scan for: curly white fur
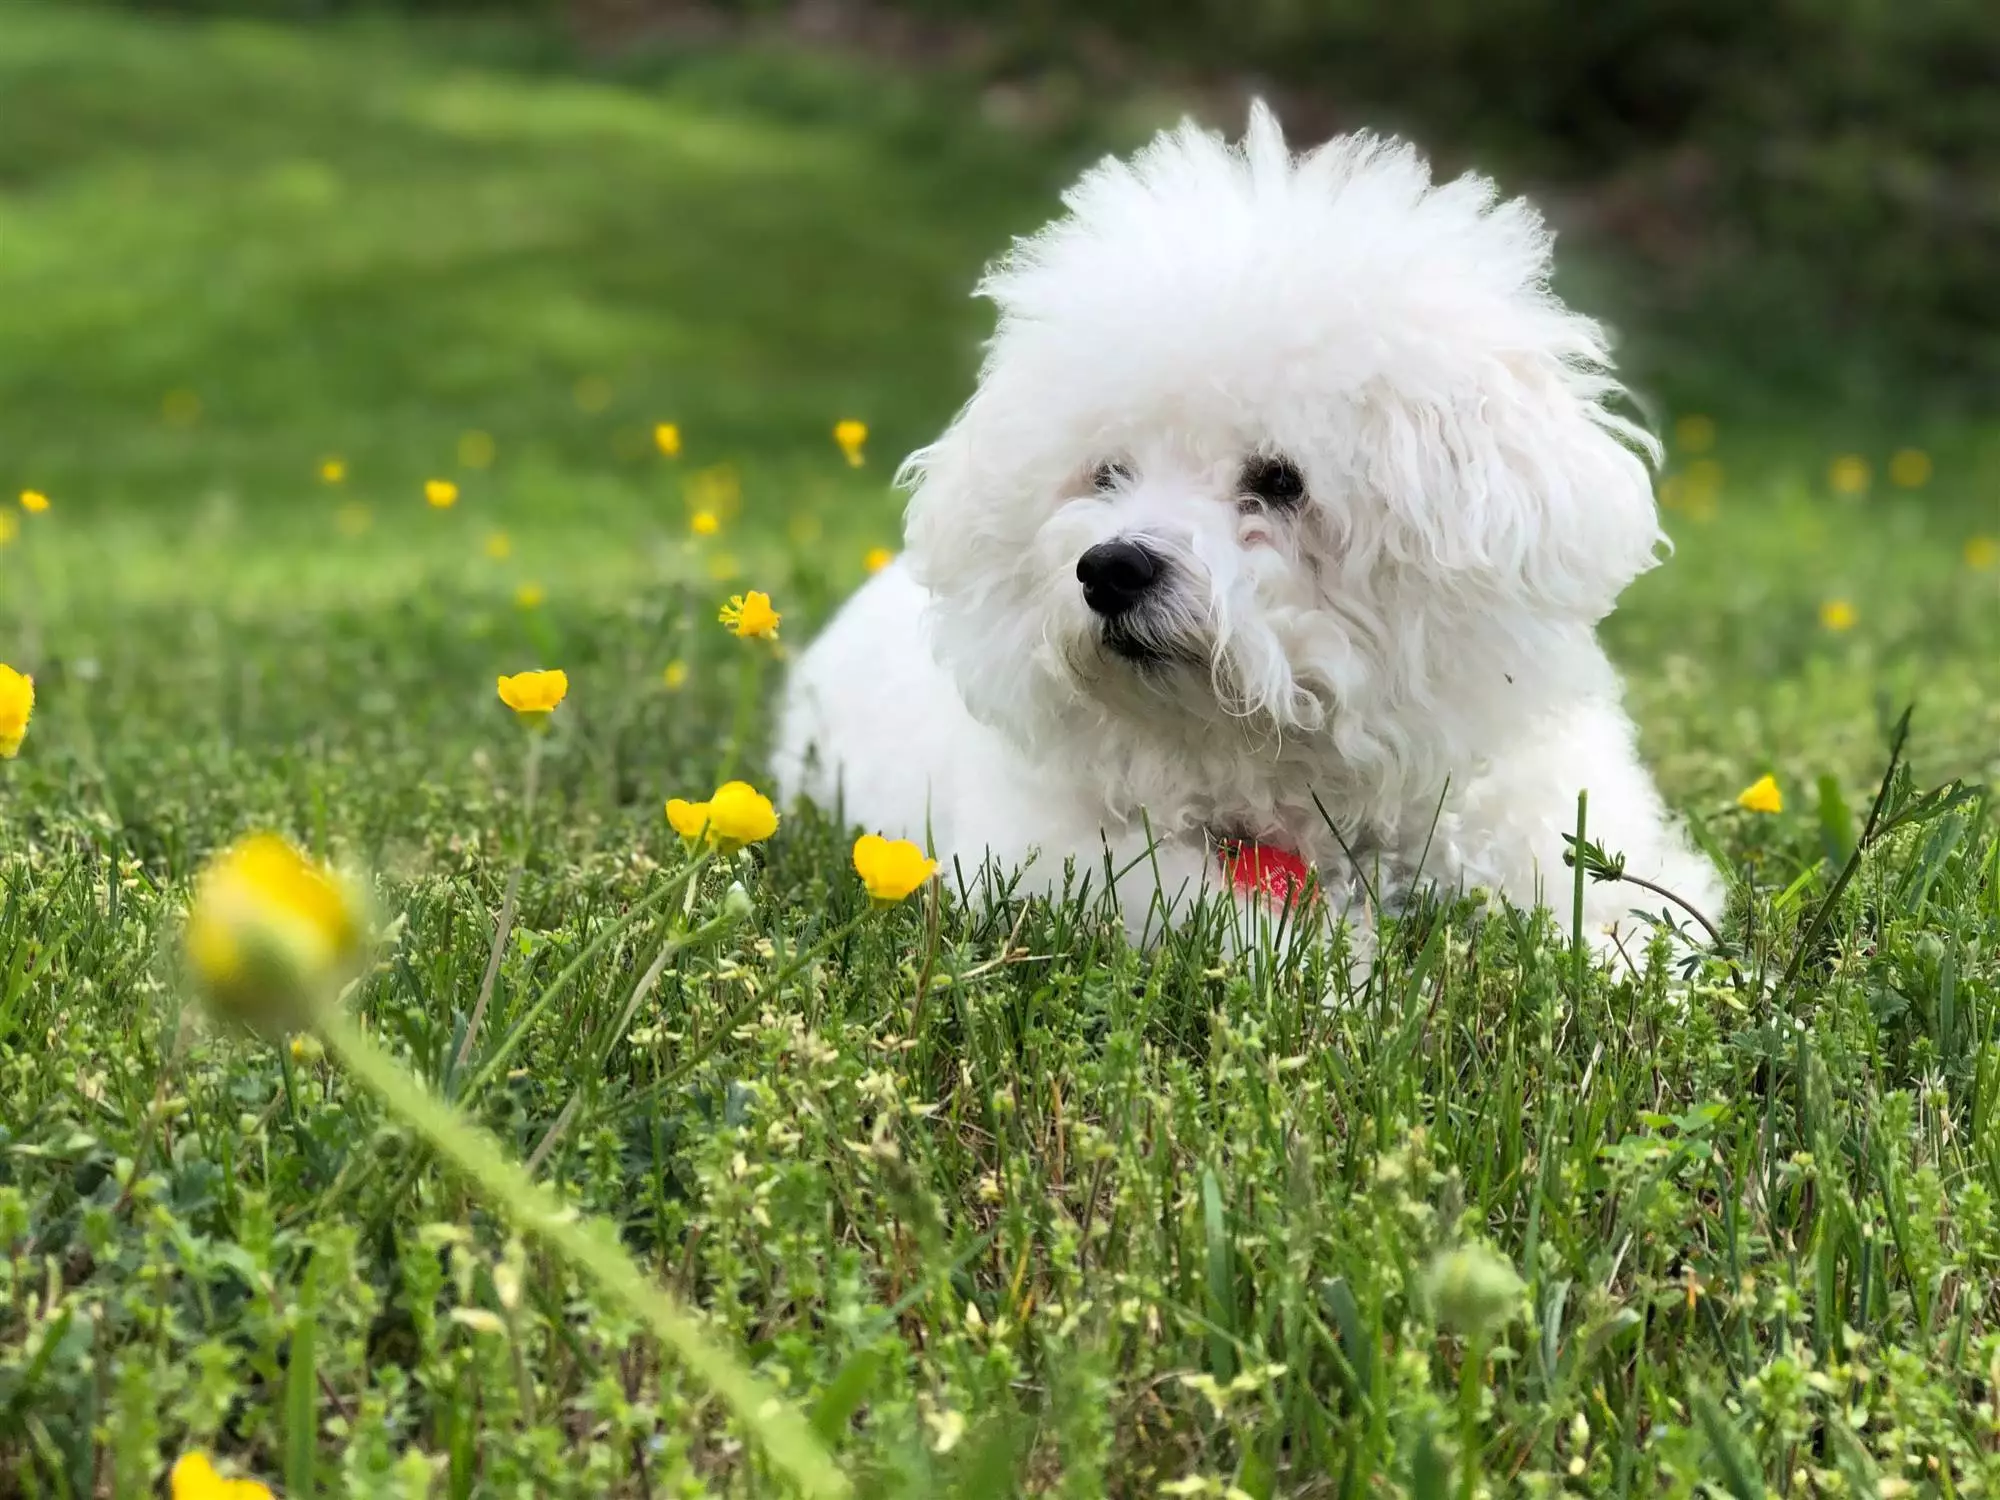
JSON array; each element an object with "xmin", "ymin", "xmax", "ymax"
[{"xmin": 775, "ymin": 105, "xmax": 1722, "ymax": 956}]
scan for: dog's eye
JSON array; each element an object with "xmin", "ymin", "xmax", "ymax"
[
  {"xmin": 1241, "ymin": 456, "xmax": 1306, "ymax": 508},
  {"xmin": 1091, "ymin": 460, "xmax": 1133, "ymax": 494}
]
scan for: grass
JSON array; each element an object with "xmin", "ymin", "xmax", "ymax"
[{"xmin": 3, "ymin": 5, "xmax": 2000, "ymax": 1496}]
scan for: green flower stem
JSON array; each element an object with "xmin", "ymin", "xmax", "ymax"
[
  {"xmin": 314, "ymin": 1005, "xmax": 851, "ymax": 1500},
  {"xmin": 456, "ymin": 730, "xmax": 544, "ymax": 1074},
  {"xmin": 715, "ymin": 646, "xmax": 764, "ymax": 783}
]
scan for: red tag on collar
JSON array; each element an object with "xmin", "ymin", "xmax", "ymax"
[{"xmin": 1218, "ymin": 840, "xmax": 1313, "ymax": 904}]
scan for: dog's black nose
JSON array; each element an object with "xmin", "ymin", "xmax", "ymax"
[{"xmin": 1076, "ymin": 540, "xmax": 1160, "ymax": 617}]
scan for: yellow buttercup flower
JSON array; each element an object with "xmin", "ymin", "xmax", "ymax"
[
  {"xmin": 496, "ymin": 669, "xmax": 568, "ymax": 724},
  {"xmin": 0, "ymin": 511, "xmax": 18, "ymax": 547},
  {"xmin": 662, "ymin": 659, "xmax": 689, "ymax": 691},
  {"xmin": 1736, "ymin": 775, "xmax": 1783, "ymax": 815},
  {"xmin": 1827, "ymin": 455, "xmax": 1870, "ymax": 496},
  {"xmin": 0, "ymin": 664, "xmax": 34, "ymax": 758},
  {"xmin": 852, "ymin": 834, "xmax": 936, "ymax": 904},
  {"xmin": 690, "ymin": 509, "xmax": 720, "ymax": 538},
  {"xmin": 184, "ymin": 834, "xmax": 364, "ymax": 1033},
  {"xmin": 1887, "ymin": 448, "xmax": 1931, "ymax": 489},
  {"xmin": 19, "ymin": 490, "xmax": 49, "ymax": 514},
  {"xmin": 425, "ymin": 479, "xmax": 459, "ymax": 509},
  {"xmin": 515, "ymin": 582, "xmax": 546, "ymax": 610},
  {"xmin": 864, "ymin": 546, "xmax": 894, "ymax": 574},
  {"xmin": 834, "ymin": 419, "xmax": 867, "ymax": 467},
  {"xmin": 654, "ymin": 422, "xmax": 682, "ymax": 458},
  {"xmin": 719, "ymin": 590, "xmax": 780, "ymax": 640},
  {"xmin": 171, "ymin": 1451, "xmax": 274, "ymax": 1500},
  {"xmin": 319, "ymin": 457, "xmax": 347, "ymax": 485},
  {"xmin": 666, "ymin": 781, "xmax": 778, "ymax": 853},
  {"xmin": 459, "ymin": 429, "xmax": 496, "ymax": 469},
  {"xmin": 1967, "ymin": 536, "xmax": 1999, "ymax": 570},
  {"xmin": 1819, "ymin": 599, "xmax": 1857, "ymax": 632},
  {"xmin": 1673, "ymin": 414, "xmax": 1716, "ymax": 454},
  {"xmin": 484, "ymin": 530, "xmax": 513, "ymax": 560}
]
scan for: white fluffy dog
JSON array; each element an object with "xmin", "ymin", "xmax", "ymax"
[{"xmin": 775, "ymin": 105, "xmax": 1722, "ymax": 958}]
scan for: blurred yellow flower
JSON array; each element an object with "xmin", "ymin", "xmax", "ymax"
[
  {"xmin": 0, "ymin": 664, "xmax": 34, "ymax": 758},
  {"xmin": 1888, "ymin": 448, "xmax": 1931, "ymax": 489},
  {"xmin": 865, "ymin": 546, "xmax": 895, "ymax": 574},
  {"xmin": 1966, "ymin": 535, "xmax": 1999, "ymax": 570},
  {"xmin": 662, "ymin": 659, "xmax": 688, "ymax": 691},
  {"xmin": 654, "ymin": 422, "xmax": 682, "ymax": 458},
  {"xmin": 335, "ymin": 502, "xmax": 372, "ymax": 538},
  {"xmin": 515, "ymin": 582, "xmax": 546, "ymax": 610},
  {"xmin": 484, "ymin": 530, "xmax": 512, "ymax": 560},
  {"xmin": 171, "ymin": 1451, "xmax": 274, "ymax": 1500},
  {"xmin": 1736, "ymin": 774, "xmax": 1783, "ymax": 815},
  {"xmin": 162, "ymin": 388, "xmax": 203, "ymax": 426},
  {"xmin": 719, "ymin": 590, "xmax": 780, "ymax": 640},
  {"xmin": 852, "ymin": 834, "xmax": 936, "ymax": 904},
  {"xmin": 691, "ymin": 509, "xmax": 720, "ymax": 538},
  {"xmin": 425, "ymin": 479, "xmax": 459, "ymax": 509},
  {"xmin": 319, "ymin": 457, "xmax": 347, "ymax": 485},
  {"xmin": 685, "ymin": 463, "xmax": 741, "ymax": 519},
  {"xmin": 1827, "ymin": 455, "xmax": 1870, "ymax": 496},
  {"xmin": 19, "ymin": 490, "xmax": 49, "ymax": 514},
  {"xmin": 1819, "ymin": 599, "xmax": 1857, "ymax": 632},
  {"xmin": 667, "ymin": 780, "xmax": 779, "ymax": 852},
  {"xmin": 459, "ymin": 430, "xmax": 496, "ymax": 470},
  {"xmin": 1673, "ymin": 414, "xmax": 1716, "ymax": 454},
  {"xmin": 0, "ymin": 511, "xmax": 18, "ymax": 547},
  {"xmin": 834, "ymin": 419, "xmax": 868, "ymax": 467},
  {"xmin": 496, "ymin": 669, "xmax": 568, "ymax": 723},
  {"xmin": 575, "ymin": 375, "xmax": 612, "ymax": 413},
  {"xmin": 184, "ymin": 834, "xmax": 363, "ymax": 1033}
]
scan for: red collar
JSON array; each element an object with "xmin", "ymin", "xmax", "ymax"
[{"xmin": 1216, "ymin": 839, "xmax": 1313, "ymax": 903}]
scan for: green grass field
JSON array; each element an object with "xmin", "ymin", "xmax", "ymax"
[{"xmin": 3, "ymin": 7, "xmax": 2000, "ymax": 1497}]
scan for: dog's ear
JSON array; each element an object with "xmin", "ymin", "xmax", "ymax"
[{"xmin": 1352, "ymin": 357, "xmax": 1664, "ymax": 620}]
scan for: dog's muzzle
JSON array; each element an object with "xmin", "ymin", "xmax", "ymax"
[{"xmin": 1076, "ymin": 539, "xmax": 1162, "ymax": 618}]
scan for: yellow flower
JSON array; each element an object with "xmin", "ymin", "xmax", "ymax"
[
  {"xmin": 666, "ymin": 781, "xmax": 778, "ymax": 852},
  {"xmin": 425, "ymin": 479, "xmax": 459, "ymax": 509},
  {"xmin": 484, "ymin": 530, "xmax": 513, "ymax": 560},
  {"xmin": 1827, "ymin": 455, "xmax": 1870, "ymax": 496},
  {"xmin": 184, "ymin": 834, "xmax": 363, "ymax": 1033},
  {"xmin": 1887, "ymin": 448, "xmax": 1931, "ymax": 489},
  {"xmin": 19, "ymin": 490, "xmax": 49, "ymax": 514},
  {"xmin": 1819, "ymin": 599, "xmax": 1857, "ymax": 632},
  {"xmin": 496, "ymin": 669, "xmax": 568, "ymax": 724},
  {"xmin": 1736, "ymin": 774, "xmax": 1783, "ymax": 815},
  {"xmin": 1673, "ymin": 414, "xmax": 1716, "ymax": 454},
  {"xmin": 865, "ymin": 546, "xmax": 895, "ymax": 574},
  {"xmin": 0, "ymin": 664, "xmax": 34, "ymax": 758},
  {"xmin": 834, "ymin": 419, "xmax": 868, "ymax": 467},
  {"xmin": 690, "ymin": 509, "xmax": 721, "ymax": 538},
  {"xmin": 852, "ymin": 834, "xmax": 937, "ymax": 904},
  {"xmin": 515, "ymin": 582, "xmax": 546, "ymax": 609},
  {"xmin": 335, "ymin": 502, "xmax": 372, "ymax": 538},
  {"xmin": 1967, "ymin": 536, "xmax": 1999, "ymax": 570},
  {"xmin": 0, "ymin": 511, "xmax": 18, "ymax": 547},
  {"xmin": 719, "ymin": 590, "xmax": 781, "ymax": 640},
  {"xmin": 319, "ymin": 457, "xmax": 347, "ymax": 485},
  {"xmin": 171, "ymin": 1451, "xmax": 274, "ymax": 1500},
  {"xmin": 459, "ymin": 429, "xmax": 496, "ymax": 469},
  {"xmin": 662, "ymin": 659, "xmax": 688, "ymax": 691},
  {"xmin": 654, "ymin": 422, "xmax": 682, "ymax": 458}
]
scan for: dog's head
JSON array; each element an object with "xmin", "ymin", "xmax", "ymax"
[{"xmin": 903, "ymin": 106, "xmax": 1663, "ymax": 795}]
